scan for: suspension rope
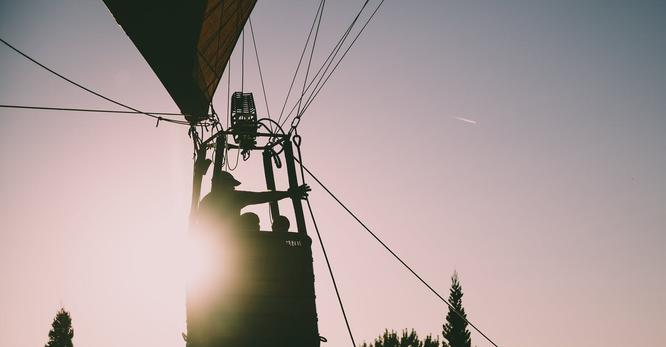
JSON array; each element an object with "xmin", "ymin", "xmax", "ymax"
[
  {"xmin": 306, "ymin": 200, "xmax": 357, "ymax": 347},
  {"xmin": 227, "ymin": 52, "xmax": 231, "ymax": 128},
  {"xmin": 297, "ymin": 0, "xmax": 326, "ymax": 117},
  {"xmin": 0, "ymin": 104, "xmax": 190, "ymax": 127},
  {"xmin": 293, "ymin": 136, "xmax": 357, "ymax": 347},
  {"xmin": 223, "ymin": 43, "xmax": 232, "ymax": 169},
  {"xmin": 0, "ymin": 104, "xmax": 184, "ymax": 117},
  {"xmin": 297, "ymin": 0, "xmax": 371, "ymax": 114},
  {"xmin": 300, "ymin": 0, "xmax": 386, "ymax": 117},
  {"xmin": 240, "ymin": 1, "xmax": 245, "ymax": 93},
  {"xmin": 241, "ymin": 28, "xmax": 245, "ymax": 92},
  {"xmin": 276, "ymin": 0, "xmax": 326, "ymax": 126},
  {"xmin": 0, "ymin": 36, "xmax": 189, "ymax": 125},
  {"xmin": 248, "ymin": 17, "xmax": 273, "ymax": 132},
  {"xmin": 296, "ymin": 161, "xmax": 502, "ymax": 347},
  {"xmin": 279, "ymin": 0, "xmax": 373, "ymax": 129},
  {"xmin": 208, "ymin": 103, "xmax": 222, "ymax": 131},
  {"xmin": 280, "ymin": 1, "xmax": 380, "ymax": 136}
]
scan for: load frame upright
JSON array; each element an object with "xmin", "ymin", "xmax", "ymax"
[{"xmin": 269, "ymin": 137, "xmax": 307, "ymax": 234}]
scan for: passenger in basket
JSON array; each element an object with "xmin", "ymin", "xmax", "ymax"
[
  {"xmin": 198, "ymin": 171, "xmax": 309, "ymax": 231},
  {"xmin": 271, "ymin": 215, "xmax": 290, "ymax": 233},
  {"xmin": 239, "ymin": 212, "xmax": 261, "ymax": 232}
]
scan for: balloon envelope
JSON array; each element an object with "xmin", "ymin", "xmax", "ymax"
[{"xmin": 103, "ymin": 0, "xmax": 257, "ymax": 122}]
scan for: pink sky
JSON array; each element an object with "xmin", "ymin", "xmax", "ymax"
[{"xmin": 1, "ymin": 1, "xmax": 665, "ymax": 347}]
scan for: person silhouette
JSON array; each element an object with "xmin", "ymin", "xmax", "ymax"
[
  {"xmin": 239, "ymin": 212, "xmax": 261, "ymax": 232},
  {"xmin": 198, "ymin": 171, "xmax": 310, "ymax": 230},
  {"xmin": 271, "ymin": 215, "xmax": 290, "ymax": 233}
]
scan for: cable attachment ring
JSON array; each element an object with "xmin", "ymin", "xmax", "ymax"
[
  {"xmin": 288, "ymin": 113, "xmax": 302, "ymax": 135},
  {"xmin": 291, "ymin": 116, "xmax": 301, "ymax": 129},
  {"xmin": 293, "ymin": 134, "xmax": 302, "ymax": 148}
]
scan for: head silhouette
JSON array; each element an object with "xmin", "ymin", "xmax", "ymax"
[
  {"xmin": 271, "ymin": 215, "xmax": 290, "ymax": 232},
  {"xmin": 239, "ymin": 212, "xmax": 260, "ymax": 232},
  {"xmin": 212, "ymin": 171, "xmax": 241, "ymax": 191}
]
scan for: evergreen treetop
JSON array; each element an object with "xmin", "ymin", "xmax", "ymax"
[
  {"xmin": 45, "ymin": 308, "xmax": 74, "ymax": 347},
  {"xmin": 359, "ymin": 329, "xmax": 440, "ymax": 347},
  {"xmin": 442, "ymin": 271, "xmax": 471, "ymax": 347}
]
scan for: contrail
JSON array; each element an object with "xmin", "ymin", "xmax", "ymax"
[{"xmin": 454, "ymin": 116, "xmax": 478, "ymax": 124}]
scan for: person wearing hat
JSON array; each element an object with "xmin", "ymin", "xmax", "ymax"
[{"xmin": 198, "ymin": 171, "xmax": 310, "ymax": 229}]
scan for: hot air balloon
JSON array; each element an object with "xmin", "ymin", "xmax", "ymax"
[{"xmin": 103, "ymin": 1, "xmax": 319, "ymax": 347}]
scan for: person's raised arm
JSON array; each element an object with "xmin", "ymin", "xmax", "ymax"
[{"xmin": 236, "ymin": 184, "xmax": 311, "ymax": 207}]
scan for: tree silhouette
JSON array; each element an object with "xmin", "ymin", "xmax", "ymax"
[
  {"xmin": 422, "ymin": 334, "xmax": 440, "ymax": 347},
  {"xmin": 359, "ymin": 329, "xmax": 439, "ymax": 347},
  {"xmin": 442, "ymin": 271, "xmax": 471, "ymax": 347},
  {"xmin": 45, "ymin": 308, "xmax": 74, "ymax": 347}
]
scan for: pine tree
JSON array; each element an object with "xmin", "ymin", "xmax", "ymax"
[
  {"xmin": 45, "ymin": 308, "xmax": 74, "ymax": 347},
  {"xmin": 359, "ymin": 329, "xmax": 440, "ymax": 347},
  {"xmin": 442, "ymin": 271, "xmax": 471, "ymax": 347},
  {"xmin": 423, "ymin": 334, "xmax": 440, "ymax": 347}
]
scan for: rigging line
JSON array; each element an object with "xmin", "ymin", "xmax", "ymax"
[
  {"xmin": 276, "ymin": 0, "xmax": 325, "ymax": 126},
  {"xmin": 298, "ymin": 0, "xmax": 369, "ymax": 112},
  {"xmin": 279, "ymin": 0, "xmax": 371, "ymax": 129},
  {"xmin": 278, "ymin": 18, "xmax": 351, "ymax": 130},
  {"xmin": 248, "ymin": 17, "xmax": 273, "ymax": 132},
  {"xmin": 0, "ymin": 36, "xmax": 189, "ymax": 125},
  {"xmin": 282, "ymin": 0, "xmax": 382, "ymax": 130},
  {"xmin": 0, "ymin": 104, "xmax": 185, "ymax": 116},
  {"xmin": 241, "ymin": 28, "xmax": 245, "ymax": 93},
  {"xmin": 210, "ymin": 102, "xmax": 225, "ymax": 131},
  {"xmin": 296, "ymin": 161, "xmax": 502, "ymax": 347},
  {"xmin": 297, "ymin": 0, "xmax": 326, "ymax": 117},
  {"xmin": 306, "ymin": 199, "xmax": 357, "ymax": 347},
  {"xmin": 300, "ymin": 0, "xmax": 385, "ymax": 118},
  {"xmin": 293, "ymin": 136, "xmax": 356, "ymax": 347},
  {"xmin": 227, "ymin": 48, "xmax": 231, "ymax": 128},
  {"xmin": 222, "ymin": 54, "xmax": 231, "ymax": 170}
]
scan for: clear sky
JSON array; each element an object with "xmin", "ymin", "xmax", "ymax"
[{"xmin": 1, "ymin": 1, "xmax": 665, "ymax": 347}]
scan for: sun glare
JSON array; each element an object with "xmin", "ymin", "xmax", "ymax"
[{"xmin": 185, "ymin": 226, "xmax": 239, "ymax": 306}]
